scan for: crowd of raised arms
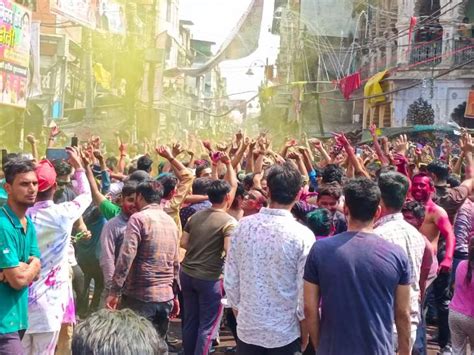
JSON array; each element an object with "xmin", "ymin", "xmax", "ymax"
[{"xmin": 0, "ymin": 125, "xmax": 473, "ymax": 355}]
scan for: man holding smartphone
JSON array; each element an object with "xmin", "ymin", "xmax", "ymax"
[{"xmin": 21, "ymin": 148, "xmax": 92, "ymax": 354}]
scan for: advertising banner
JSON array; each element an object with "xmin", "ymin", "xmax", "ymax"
[
  {"xmin": 51, "ymin": 0, "xmax": 97, "ymax": 29},
  {"xmin": 0, "ymin": 61, "xmax": 28, "ymax": 107},
  {"xmin": 0, "ymin": 0, "xmax": 31, "ymax": 108},
  {"xmin": 97, "ymin": 0, "xmax": 126, "ymax": 34}
]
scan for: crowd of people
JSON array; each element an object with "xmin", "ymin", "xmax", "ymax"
[{"xmin": 0, "ymin": 124, "xmax": 473, "ymax": 355}]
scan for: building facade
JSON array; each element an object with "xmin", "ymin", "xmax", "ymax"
[{"xmin": 364, "ymin": 0, "xmax": 474, "ymax": 127}]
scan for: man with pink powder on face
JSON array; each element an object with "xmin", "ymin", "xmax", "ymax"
[
  {"xmin": 411, "ymin": 173, "xmax": 455, "ymax": 272},
  {"xmin": 411, "ymin": 172, "xmax": 455, "ymax": 354}
]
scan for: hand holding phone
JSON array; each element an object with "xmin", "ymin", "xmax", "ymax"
[{"xmin": 46, "ymin": 148, "xmax": 69, "ymax": 161}]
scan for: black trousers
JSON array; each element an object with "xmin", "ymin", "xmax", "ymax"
[
  {"xmin": 433, "ymin": 248, "xmax": 452, "ymax": 348},
  {"xmin": 76, "ymin": 259, "xmax": 104, "ymax": 317},
  {"xmin": 237, "ymin": 338, "xmax": 302, "ymax": 355}
]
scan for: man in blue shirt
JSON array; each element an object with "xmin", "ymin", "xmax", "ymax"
[
  {"xmin": 0, "ymin": 158, "xmax": 41, "ymax": 354},
  {"xmin": 304, "ymin": 178, "xmax": 412, "ymax": 355}
]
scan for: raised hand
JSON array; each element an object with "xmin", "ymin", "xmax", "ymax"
[
  {"xmin": 334, "ymin": 133, "xmax": 350, "ymax": 148},
  {"xmin": 220, "ymin": 152, "xmax": 231, "ymax": 165},
  {"xmin": 394, "ymin": 134, "xmax": 409, "ymax": 155},
  {"xmin": 285, "ymin": 139, "xmax": 298, "ymax": 148},
  {"xmin": 156, "ymin": 145, "xmax": 173, "ymax": 161},
  {"xmin": 249, "ymin": 139, "xmax": 257, "ymax": 151},
  {"xmin": 235, "ymin": 130, "xmax": 243, "ymax": 142},
  {"xmin": 67, "ymin": 147, "xmax": 83, "ymax": 169},
  {"xmin": 26, "ymin": 134, "xmax": 37, "ymax": 145},
  {"xmin": 309, "ymin": 138, "xmax": 323, "ymax": 150},
  {"xmin": 93, "ymin": 150, "xmax": 104, "ymax": 161},
  {"xmin": 216, "ymin": 143, "xmax": 228, "ymax": 152},
  {"xmin": 119, "ymin": 142, "xmax": 127, "ymax": 156},
  {"xmin": 202, "ymin": 140, "xmax": 212, "ymax": 152},
  {"xmin": 298, "ymin": 146, "xmax": 308, "ymax": 155},
  {"xmin": 80, "ymin": 148, "xmax": 89, "ymax": 168},
  {"xmin": 287, "ymin": 151, "xmax": 301, "ymax": 160},
  {"xmin": 49, "ymin": 125, "xmax": 61, "ymax": 139},
  {"xmin": 91, "ymin": 136, "xmax": 101, "ymax": 149},
  {"xmin": 461, "ymin": 133, "xmax": 473, "ymax": 153},
  {"xmin": 369, "ymin": 123, "xmax": 377, "ymax": 137},
  {"xmin": 172, "ymin": 143, "xmax": 184, "ymax": 157},
  {"xmin": 211, "ymin": 151, "xmax": 224, "ymax": 164}
]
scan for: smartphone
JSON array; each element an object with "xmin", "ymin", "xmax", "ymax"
[
  {"xmin": 356, "ymin": 148, "xmax": 363, "ymax": 156},
  {"xmin": 1, "ymin": 149, "xmax": 7, "ymax": 169},
  {"xmin": 46, "ymin": 148, "xmax": 69, "ymax": 161},
  {"xmin": 71, "ymin": 136, "xmax": 78, "ymax": 148}
]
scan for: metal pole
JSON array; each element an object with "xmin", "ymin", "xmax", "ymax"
[
  {"xmin": 83, "ymin": 27, "xmax": 94, "ymax": 124},
  {"xmin": 316, "ymin": 55, "xmax": 325, "ymax": 135},
  {"xmin": 315, "ymin": 93, "xmax": 324, "ymax": 135},
  {"xmin": 145, "ymin": 0, "xmax": 159, "ymax": 143}
]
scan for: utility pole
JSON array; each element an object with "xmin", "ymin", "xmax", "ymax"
[
  {"xmin": 83, "ymin": 27, "xmax": 94, "ymax": 124},
  {"xmin": 144, "ymin": 0, "xmax": 160, "ymax": 143},
  {"xmin": 316, "ymin": 55, "xmax": 325, "ymax": 135}
]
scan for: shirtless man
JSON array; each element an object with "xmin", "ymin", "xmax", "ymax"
[
  {"xmin": 411, "ymin": 173, "xmax": 454, "ymax": 273},
  {"xmin": 411, "ymin": 172, "xmax": 455, "ymax": 354}
]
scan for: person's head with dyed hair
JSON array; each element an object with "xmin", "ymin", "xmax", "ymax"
[{"xmin": 306, "ymin": 208, "xmax": 332, "ymax": 237}]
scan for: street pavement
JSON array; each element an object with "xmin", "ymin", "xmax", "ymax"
[{"xmin": 168, "ymin": 319, "xmax": 444, "ymax": 355}]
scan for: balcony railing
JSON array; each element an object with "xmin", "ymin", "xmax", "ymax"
[
  {"xmin": 454, "ymin": 40, "xmax": 474, "ymax": 66},
  {"xmin": 409, "ymin": 41, "xmax": 442, "ymax": 66}
]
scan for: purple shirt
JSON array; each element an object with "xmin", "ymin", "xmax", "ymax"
[
  {"xmin": 453, "ymin": 199, "xmax": 474, "ymax": 258},
  {"xmin": 100, "ymin": 213, "xmax": 129, "ymax": 290}
]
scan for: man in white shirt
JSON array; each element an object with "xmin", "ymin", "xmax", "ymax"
[
  {"xmin": 22, "ymin": 149, "xmax": 91, "ymax": 354},
  {"xmin": 225, "ymin": 161, "xmax": 315, "ymax": 354},
  {"xmin": 374, "ymin": 172, "xmax": 426, "ymax": 350}
]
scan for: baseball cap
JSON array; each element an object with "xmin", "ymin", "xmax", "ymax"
[{"xmin": 35, "ymin": 159, "xmax": 57, "ymax": 192}]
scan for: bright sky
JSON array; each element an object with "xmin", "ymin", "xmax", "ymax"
[{"xmin": 180, "ymin": 0, "xmax": 280, "ymax": 100}]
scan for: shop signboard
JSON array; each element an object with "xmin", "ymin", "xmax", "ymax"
[{"xmin": 0, "ymin": 0, "xmax": 31, "ymax": 108}]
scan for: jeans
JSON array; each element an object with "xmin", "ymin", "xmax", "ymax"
[
  {"xmin": 236, "ymin": 338, "xmax": 302, "ymax": 355},
  {"xmin": 121, "ymin": 295, "xmax": 173, "ymax": 338},
  {"xmin": 413, "ymin": 308, "xmax": 428, "ymax": 355},
  {"xmin": 180, "ymin": 270, "xmax": 223, "ymax": 355}
]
